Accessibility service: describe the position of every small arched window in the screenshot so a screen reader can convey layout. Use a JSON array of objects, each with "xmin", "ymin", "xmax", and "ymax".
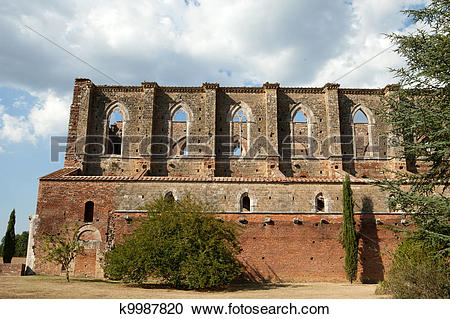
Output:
[
  {"xmin": 164, "ymin": 192, "xmax": 175, "ymax": 204},
  {"xmin": 84, "ymin": 201, "xmax": 94, "ymax": 222},
  {"xmin": 315, "ymin": 193, "xmax": 324, "ymax": 212},
  {"xmin": 241, "ymin": 193, "xmax": 251, "ymax": 212}
]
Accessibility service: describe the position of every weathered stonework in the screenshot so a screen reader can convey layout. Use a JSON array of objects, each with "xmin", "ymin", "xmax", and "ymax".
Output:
[{"xmin": 30, "ymin": 79, "xmax": 412, "ymax": 282}]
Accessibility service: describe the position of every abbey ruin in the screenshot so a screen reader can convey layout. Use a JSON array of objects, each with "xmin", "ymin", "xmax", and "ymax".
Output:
[{"xmin": 27, "ymin": 78, "xmax": 408, "ymax": 282}]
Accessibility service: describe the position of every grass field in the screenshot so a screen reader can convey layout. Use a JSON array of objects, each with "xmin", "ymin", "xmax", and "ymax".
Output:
[{"xmin": 0, "ymin": 275, "xmax": 389, "ymax": 299}]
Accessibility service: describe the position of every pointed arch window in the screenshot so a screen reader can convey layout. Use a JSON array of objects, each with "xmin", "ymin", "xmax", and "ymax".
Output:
[
  {"xmin": 292, "ymin": 110, "xmax": 309, "ymax": 156},
  {"xmin": 164, "ymin": 191, "xmax": 175, "ymax": 204},
  {"xmin": 241, "ymin": 193, "xmax": 251, "ymax": 212},
  {"xmin": 315, "ymin": 193, "xmax": 325, "ymax": 212},
  {"xmin": 352, "ymin": 108, "xmax": 372, "ymax": 158},
  {"xmin": 106, "ymin": 109, "xmax": 124, "ymax": 155},
  {"xmin": 170, "ymin": 107, "xmax": 190, "ymax": 156},
  {"xmin": 231, "ymin": 108, "xmax": 249, "ymax": 156}
]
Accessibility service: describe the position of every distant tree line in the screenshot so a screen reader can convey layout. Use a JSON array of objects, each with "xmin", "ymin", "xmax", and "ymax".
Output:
[{"xmin": 0, "ymin": 231, "xmax": 29, "ymax": 258}]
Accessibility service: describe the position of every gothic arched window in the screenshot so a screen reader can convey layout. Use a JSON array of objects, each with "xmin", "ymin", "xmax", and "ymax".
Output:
[
  {"xmin": 171, "ymin": 108, "xmax": 189, "ymax": 156},
  {"xmin": 231, "ymin": 109, "xmax": 249, "ymax": 156},
  {"xmin": 292, "ymin": 110, "xmax": 309, "ymax": 156},
  {"xmin": 106, "ymin": 109, "xmax": 124, "ymax": 155},
  {"xmin": 353, "ymin": 109, "xmax": 370, "ymax": 157},
  {"xmin": 241, "ymin": 193, "xmax": 251, "ymax": 212}
]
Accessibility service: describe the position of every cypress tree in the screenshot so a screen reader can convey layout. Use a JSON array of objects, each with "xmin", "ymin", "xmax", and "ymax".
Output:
[
  {"xmin": 342, "ymin": 175, "xmax": 358, "ymax": 283},
  {"xmin": 3, "ymin": 209, "xmax": 16, "ymax": 263}
]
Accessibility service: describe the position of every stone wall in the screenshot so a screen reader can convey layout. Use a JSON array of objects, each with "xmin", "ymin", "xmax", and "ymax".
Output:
[
  {"xmin": 0, "ymin": 263, "xmax": 25, "ymax": 276},
  {"xmin": 64, "ymin": 79, "xmax": 401, "ymax": 180},
  {"xmin": 31, "ymin": 79, "xmax": 410, "ymax": 282}
]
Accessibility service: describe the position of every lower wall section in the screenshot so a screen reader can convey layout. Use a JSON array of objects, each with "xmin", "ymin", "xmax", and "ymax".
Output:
[
  {"xmin": 31, "ymin": 179, "xmax": 403, "ymax": 282},
  {"xmin": 0, "ymin": 263, "xmax": 25, "ymax": 276},
  {"xmin": 109, "ymin": 212, "xmax": 402, "ymax": 283},
  {"xmin": 221, "ymin": 214, "xmax": 402, "ymax": 282}
]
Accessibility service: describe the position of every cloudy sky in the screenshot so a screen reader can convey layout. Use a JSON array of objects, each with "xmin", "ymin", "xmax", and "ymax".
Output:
[{"xmin": 0, "ymin": 0, "xmax": 426, "ymax": 234}]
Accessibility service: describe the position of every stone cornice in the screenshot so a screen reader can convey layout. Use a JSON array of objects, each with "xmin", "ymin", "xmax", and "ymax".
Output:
[
  {"xmin": 280, "ymin": 87, "xmax": 323, "ymax": 94},
  {"xmin": 96, "ymin": 85, "xmax": 143, "ymax": 92},
  {"xmin": 202, "ymin": 82, "xmax": 220, "ymax": 90},
  {"xmin": 160, "ymin": 86, "xmax": 204, "ymax": 93},
  {"xmin": 263, "ymin": 82, "xmax": 280, "ymax": 90},
  {"xmin": 40, "ymin": 168, "xmax": 374, "ymax": 184},
  {"xmin": 221, "ymin": 87, "xmax": 264, "ymax": 93},
  {"xmin": 339, "ymin": 88, "xmax": 384, "ymax": 95}
]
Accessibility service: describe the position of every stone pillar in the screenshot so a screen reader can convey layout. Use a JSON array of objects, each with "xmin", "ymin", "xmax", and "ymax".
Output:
[
  {"xmin": 141, "ymin": 82, "xmax": 158, "ymax": 172},
  {"xmin": 202, "ymin": 82, "xmax": 219, "ymax": 177},
  {"xmin": 25, "ymin": 214, "xmax": 39, "ymax": 275},
  {"xmin": 263, "ymin": 82, "xmax": 282, "ymax": 177},
  {"xmin": 383, "ymin": 84, "xmax": 404, "ymax": 174},
  {"xmin": 322, "ymin": 83, "xmax": 341, "ymax": 158},
  {"xmin": 64, "ymin": 78, "xmax": 93, "ymax": 168},
  {"xmin": 383, "ymin": 84, "xmax": 401, "ymax": 158}
]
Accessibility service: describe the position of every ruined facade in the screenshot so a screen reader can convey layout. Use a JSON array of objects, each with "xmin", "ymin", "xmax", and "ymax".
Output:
[{"xmin": 27, "ymin": 79, "xmax": 409, "ymax": 282}]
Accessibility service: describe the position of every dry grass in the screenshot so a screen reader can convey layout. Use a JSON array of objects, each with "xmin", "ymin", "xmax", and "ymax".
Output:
[{"xmin": 0, "ymin": 275, "xmax": 390, "ymax": 299}]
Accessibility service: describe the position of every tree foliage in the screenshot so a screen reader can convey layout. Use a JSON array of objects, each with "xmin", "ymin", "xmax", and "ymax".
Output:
[
  {"xmin": 376, "ymin": 0, "xmax": 450, "ymax": 256},
  {"xmin": 40, "ymin": 224, "xmax": 84, "ymax": 282},
  {"xmin": 104, "ymin": 195, "xmax": 243, "ymax": 289},
  {"xmin": 381, "ymin": 239, "xmax": 450, "ymax": 298},
  {"xmin": 342, "ymin": 174, "xmax": 358, "ymax": 283},
  {"xmin": 2, "ymin": 210, "xmax": 16, "ymax": 263},
  {"xmin": 0, "ymin": 232, "xmax": 29, "ymax": 258},
  {"xmin": 14, "ymin": 231, "xmax": 29, "ymax": 257}
]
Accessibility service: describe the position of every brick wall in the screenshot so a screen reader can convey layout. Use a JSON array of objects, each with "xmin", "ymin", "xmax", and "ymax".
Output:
[
  {"xmin": 32, "ymin": 178, "xmax": 403, "ymax": 282},
  {"xmin": 0, "ymin": 263, "xmax": 25, "ymax": 276}
]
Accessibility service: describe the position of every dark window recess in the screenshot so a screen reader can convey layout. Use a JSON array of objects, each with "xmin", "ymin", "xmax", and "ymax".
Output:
[
  {"xmin": 315, "ymin": 193, "xmax": 325, "ymax": 212},
  {"xmin": 84, "ymin": 201, "xmax": 94, "ymax": 222},
  {"xmin": 164, "ymin": 192, "xmax": 175, "ymax": 204},
  {"xmin": 242, "ymin": 195, "xmax": 250, "ymax": 211}
]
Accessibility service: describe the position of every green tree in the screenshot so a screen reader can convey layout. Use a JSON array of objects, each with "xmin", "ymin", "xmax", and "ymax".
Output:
[
  {"xmin": 342, "ymin": 174, "xmax": 358, "ymax": 283},
  {"xmin": 104, "ymin": 195, "xmax": 242, "ymax": 289},
  {"xmin": 14, "ymin": 231, "xmax": 29, "ymax": 257},
  {"xmin": 375, "ymin": 0, "xmax": 450, "ymax": 298},
  {"xmin": 3, "ymin": 210, "xmax": 16, "ymax": 263},
  {"xmin": 0, "ymin": 232, "xmax": 29, "ymax": 258},
  {"xmin": 377, "ymin": 0, "xmax": 449, "ymax": 257},
  {"xmin": 40, "ymin": 224, "xmax": 84, "ymax": 282}
]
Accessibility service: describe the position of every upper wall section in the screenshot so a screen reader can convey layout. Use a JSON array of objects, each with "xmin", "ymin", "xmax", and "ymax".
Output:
[{"xmin": 64, "ymin": 79, "xmax": 401, "ymax": 178}]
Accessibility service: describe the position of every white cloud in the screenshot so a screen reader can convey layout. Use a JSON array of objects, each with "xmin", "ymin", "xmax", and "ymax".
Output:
[
  {"xmin": 29, "ymin": 91, "xmax": 70, "ymax": 138},
  {"xmin": 0, "ymin": 112, "xmax": 35, "ymax": 144},
  {"xmin": 0, "ymin": 91, "xmax": 70, "ymax": 144},
  {"xmin": 0, "ymin": 0, "xmax": 428, "ymax": 148},
  {"xmin": 1, "ymin": 0, "xmax": 426, "ymax": 92}
]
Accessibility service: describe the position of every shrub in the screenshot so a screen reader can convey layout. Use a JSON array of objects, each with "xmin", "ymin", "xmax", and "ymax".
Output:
[
  {"xmin": 104, "ymin": 195, "xmax": 242, "ymax": 289},
  {"xmin": 382, "ymin": 239, "xmax": 450, "ymax": 298}
]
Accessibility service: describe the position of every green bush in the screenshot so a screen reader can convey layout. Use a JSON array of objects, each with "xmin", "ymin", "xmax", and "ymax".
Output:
[
  {"xmin": 104, "ymin": 195, "xmax": 242, "ymax": 289},
  {"xmin": 382, "ymin": 239, "xmax": 450, "ymax": 298}
]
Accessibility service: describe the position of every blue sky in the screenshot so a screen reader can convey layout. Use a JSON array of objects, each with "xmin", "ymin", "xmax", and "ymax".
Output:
[{"xmin": 0, "ymin": 0, "xmax": 426, "ymax": 235}]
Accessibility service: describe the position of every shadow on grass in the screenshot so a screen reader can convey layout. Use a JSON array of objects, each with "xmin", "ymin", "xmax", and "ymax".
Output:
[{"xmin": 128, "ymin": 281, "xmax": 301, "ymax": 292}]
